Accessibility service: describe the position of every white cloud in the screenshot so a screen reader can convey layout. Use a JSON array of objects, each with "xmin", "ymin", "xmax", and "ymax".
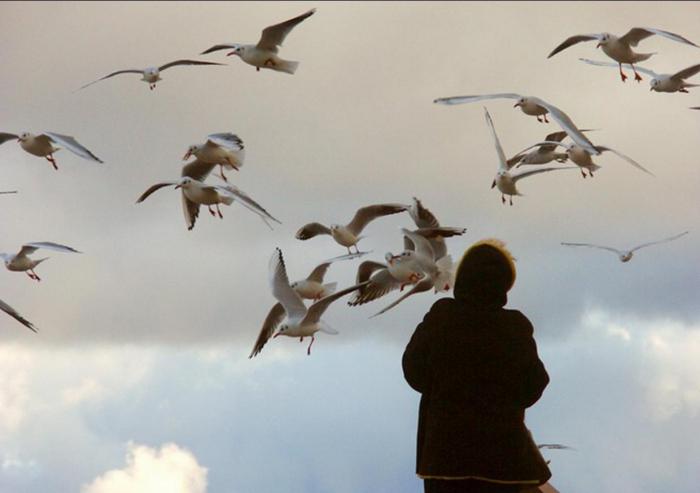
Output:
[
  {"xmin": 0, "ymin": 346, "xmax": 35, "ymax": 433},
  {"xmin": 82, "ymin": 442, "xmax": 207, "ymax": 493}
]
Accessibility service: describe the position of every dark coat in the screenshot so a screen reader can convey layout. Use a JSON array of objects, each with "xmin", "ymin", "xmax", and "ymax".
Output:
[{"xmin": 402, "ymin": 294, "xmax": 551, "ymax": 485}]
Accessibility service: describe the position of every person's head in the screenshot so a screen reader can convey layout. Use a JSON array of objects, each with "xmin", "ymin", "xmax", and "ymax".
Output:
[{"xmin": 453, "ymin": 239, "xmax": 516, "ymax": 306}]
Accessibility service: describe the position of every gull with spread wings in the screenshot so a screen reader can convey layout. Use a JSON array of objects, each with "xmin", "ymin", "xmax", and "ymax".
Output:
[
  {"xmin": 0, "ymin": 131, "xmax": 103, "ymax": 170},
  {"xmin": 183, "ymin": 133, "xmax": 245, "ymax": 182},
  {"xmin": 0, "ymin": 242, "xmax": 81, "ymax": 282},
  {"xmin": 547, "ymin": 27, "xmax": 698, "ymax": 82},
  {"xmin": 136, "ymin": 159, "xmax": 280, "ymax": 230},
  {"xmin": 579, "ymin": 58, "xmax": 700, "ymax": 93},
  {"xmin": 201, "ymin": 9, "xmax": 315, "ymax": 74},
  {"xmin": 561, "ymin": 231, "xmax": 689, "ymax": 262}
]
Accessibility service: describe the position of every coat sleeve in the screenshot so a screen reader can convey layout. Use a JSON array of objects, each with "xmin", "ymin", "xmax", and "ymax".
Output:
[
  {"xmin": 515, "ymin": 313, "xmax": 550, "ymax": 408},
  {"xmin": 402, "ymin": 298, "xmax": 452, "ymax": 393}
]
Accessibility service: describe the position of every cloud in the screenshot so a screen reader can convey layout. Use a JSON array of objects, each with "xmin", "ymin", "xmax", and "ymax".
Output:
[{"xmin": 82, "ymin": 442, "xmax": 207, "ymax": 493}]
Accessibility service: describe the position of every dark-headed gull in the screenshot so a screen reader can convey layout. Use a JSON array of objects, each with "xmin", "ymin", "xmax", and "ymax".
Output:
[
  {"xmin": 252, "ymin": 248, "xmax": 366, "ymax": 357},
  {"xmin": 201, "ymin": 9, "xmax": 315, "ymax": 74},
  {"xmin": 136, "ymin": 159, "xmax": 280, "ymax": 230},
  {"xmin": 0, "ymin": 132, "xmax": 103, "ymax": 169},
  {"xmin": 0, "ymin": 242, "xmax": 81, "ymax": 282},
  {"xmin": 579, "ymin": 58, "xmax": 700, "ymax": 93},
  {"xmin": 79, "ymin": 60, "xmax": 225, "ymax": 91},
  {"xmin": 295, "ymin": 203, "xmax": 408, "ymax": 255},
  {"xmin": 548, "ymin": 27, "xmax": 698, "ymax": 82},
  {"xmin": 484, "ymin": 108, "xmax": 575, "ymax": 205},
  {"xmin": 434, "ymin": 94, "xmax": 599, "ymax": 155},
  {"xmin": 561, "ymin": 231, "xmax": 689, "ymax": 262},
  {"xmin": 183, "ymin": 133, "xmax": 245, "ymax": 182},
  {"xmin": 1, "ymin": 298, "xmax": 37, "ymax": 333}
]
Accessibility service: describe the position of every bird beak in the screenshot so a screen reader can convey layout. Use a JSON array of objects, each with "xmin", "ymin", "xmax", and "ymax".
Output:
[
  {"xmin": 649, "ymin": 86, "xmax": 653, "ymax": 91},
  {"xmin": 273, "ymin": 332, "xmax": 281, "ymax": 338},
  {"xmin": 183, "ymin": 150, "xmax": 191, "ymax": 160},
  {"xmin": 596, "ymin": 42, "xmax": 601, "ymax": 48},
  {"xmin": 513, "ymin": 102, "xmax": 521, "ymax": 108},
  {"xmin": 491, "ymin": 180, "xmax": 496, "ymax": 189},
  {"xmin": 174, "ymin": 184, "xmax": 182, "ymax": 190},
  {"xmin": 226, "ymin": 51, "xmax": 237, "ymax": 56}
]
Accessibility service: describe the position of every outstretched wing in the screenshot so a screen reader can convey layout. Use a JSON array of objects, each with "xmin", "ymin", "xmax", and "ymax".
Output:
[
  {"xmin": 371, "ymin": 277, "xmax": 434, "ymax": 318},
  {"xmin": 249, "ymin": 302, "xmax": 286, "ymax": 358},
  {"xmin": 78, "ymin": 69, "xmax": 144, "ymax": 90},
  {"xmin": 21, "ymin": 242, "xmax": 81, "ymax": 256},
  {"xmin": 257, "ymin": 9, "xmax": 316, "ymax": 51},
  {"xmin": 219, "ymin": 184, "xmax": 281, "ymax": 227},
  {"xmin": 434, "ymin": 93, "xmax": 522, "ymax": 106},
  {"xmin": 483, "ymin": 107, "xmax": 508, "ymax": 171},
  {"xmin": 512, "ymin": 166, "xmax": 576, "ymax": 184},
  {"xmin": 181, "ymin": 192, "xmax": 200, "ymax": 231},
  {"xmin": 547, "ymin": 34, "xmax": 602, "ymax": 58},
  {"xmin": 620, "ymin": 27, "xmax": 698, "ymax": 48},
  {"xmin": 0, "ymin": 132, "xmax": 19, "ymax": 145},
  {"xmin": 630, "ymin": 231, "xmax": 689, "ymax": 253},
  {"xmin": 595, "ymin": 146, "xmax": 654, "ymax": 176},
  {"xmin": 295, "ymin": 222, "xmax": 331, "ymax": 240},
  {"xmin": 0, "ymin": 298, "xmax": 38, "ymax": 333},
  {"xmin": 136, "ymin": 182, "xmax": 176, "ymax": 203},
  {"xmin": 200, "ymin": 43, "xmax": 240, "ymax": 55},
  {"xmin": 306, "ymin": 262, "xmax": 332, "ymax": 283},
  {"xmin": 408, "ymin": 197, "xmax": 440, "ymax": 228},
  {"xmin": 303, "ymin": 281, "xmax": 367, "ymax": 325},
  {"xmin": 348, "ymin": 268, "xmax": 401, "ymax": 307},
  {"xmin": 207, "ymin": 133, "xmax": 244, "ymax": 151},
  {"xmin": 561, "ymin": 242, "xmax": 623, "ymax": 255},
  {"xmin": 578, "ymin": 57, "xmax": 658, "ymax": 78},
  {"xmin": 182, "ymin": 158, "xmax": 217, "ymax": 181},
  {"xmin": 269, "ymin": 248, "xmax": 307, "ymax": 322},
  {"xmin": 528, "ymin": 97, "xmax": 598, "ymax": 155},
  {"xmin": 43, "ymin": 132, "xmax": 103, "ymax": 163},
  {"xmin": 671, "ymin": 63, "xmax": 700, "ymax": 81},
  {"xmin": 158, "ymin": 59, "xmax": 225, "ymax": 71},
  {"xmin": 346, "ymin": 204, "xmax": 407, "ymax": 236}
]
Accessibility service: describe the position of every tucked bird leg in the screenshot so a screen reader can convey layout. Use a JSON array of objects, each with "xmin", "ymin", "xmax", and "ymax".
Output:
[
  {"xmin": 208, "ymin": 206, "xmax": 217, "ymax": 217},
  {"xmin": 218, "ymin": 165, "xmax": 229, "ymax": 183},
  {"xmin": 618, "ymin": 63, "xmax": 628, "ymax": 82},
  {"xmin": 581, "ymin": 169, "xmax": 587, "ymax": 179},
  {"xmin": 509, "ymin": 195, "xmax": 513, "ymax": 206},
  {"xmin": 27, "ymin": 270, "xmax": 41, "ymax": 281},
  {"xmin": 216, "ymin": 204, "xmax": 224, "ymax": 219},
  {"xmin": 631, "ymin": 64, "xmax": 643, "ymax": 82},
  {"xmin": 46, "ymin": 154, "xmax": 58, "ymax": 170},
  {"xmin": 307, "ymin": 336, "xmax": 315, "ymax": 355},
  {"xmin": 680, "ymin": 88, "xmax": 689, "ymax": 93},
  {"xmin": 501, "ymin": 194, "xmax": 506, "ymax": 205},
  {"xmin": 543, "ymin": 114, "xmax": 549, "ymax": 123}
]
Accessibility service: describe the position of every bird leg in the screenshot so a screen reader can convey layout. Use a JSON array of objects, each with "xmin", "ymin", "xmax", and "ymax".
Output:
[
  {"xmin": 216, "ymin": 204, "xmax": 224, "ymax": 219},
  {"xmin": 589, "ymin": 170, "xmax": 595, "ymax": 178},
  {"xmin": 679, "ymin": 88, "xmax": 689, "ymax": 93},
  {"xmin": 509, "ymin": 196, "xmax": 513, "ymax": 206},
  {"xmin": 543, "ymin": 114, "xmax": 549, "ymax": 123},
  {"xmin": 218, "ymin": 165, "xmax": 229, "ymax": 182},
  {"xmin": 27, "ymin": 270, "xmax": 41, "ymax": 281},
  {"xmin": 307, "ymin": 336, "xmax": 315, "ymax": 355},
  {"xmin": 631, "ymin": 64, "xmax": 643, "ymax": 82},
  {"xmin": 208, "ymin": 206, "xmax": 217, "ymax": 217},
  {"xmin": 264, "ymin": 59, "xmax": 275, "ymax": 68},
  {"xmin": 501, "ymin": 194, "xmax": 506, "ymax": 204},
  {"xmin": 536, "ymin": 115, "xmax": 544, "ymax": 123},
  {"xmin": 581, "ymin": 169, "xmax": 587, "ymax": 179},
  {"xmin": 618, "ymin": 63, "xmax": 628, "ymax": 82},
  {"xmin": 256, "ymin": 67, "xmax": 260, "ymax": 72},
  {"xmin": 299, "ymin": 337, "xmax": 304, "ymax": 342},
  {"xmin": 46, "ymin": 154, "xmax": 58, "ymax": 170}
]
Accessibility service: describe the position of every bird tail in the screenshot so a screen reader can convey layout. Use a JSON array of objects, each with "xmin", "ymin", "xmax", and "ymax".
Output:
[
  {"xmin": 636, "ymin": 52, "xmax": 655, "ymax": 62},
  {"xmin": 35, "ymin": 257, "xmax": 50, "ymax": 266},
  {"xmin": 219, "ymin": 194, "xmax": 235, "ymax": 206},
  {"xmin": 276, "ymin": 60, "xmax": 299, "ymax": 74},
  {"xmin": 322, "ymin": 282, "xmax": 338, "ymax": 296},
  {"xmin": 319, "ymin": 321, "xmax": 339, "ymax": 335},
  {"xmin": 683, "ymin": 83, "xmax": 700, "ymax": 89}
]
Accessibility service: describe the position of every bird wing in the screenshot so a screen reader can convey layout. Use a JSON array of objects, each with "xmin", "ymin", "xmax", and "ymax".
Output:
[
  {"xmin": 269, "ymin": 248, "xmax": 307, "ymax": 322},
  {"xmin": 561, "ymin": 242, "xmax": 623, "ymax": 255},
  {"xmin": 671, "ymin": 63, "xmax": 700, "ymax": 81},
  {"xmin": 483, "ymin": 107, "xmax": 508, "ymax": 171},
  {"xmin": 42, "ymin": 132, "xmax": 103, "ymax": 163},
  {"xmin": 630, "ymin": 231, "xmax": 689, "ymax": 253},
  {"xmin": 527, "ymin": 97, "xmax": 599, "ymax": 155},
  {"xmin": 401, "ymin": 228, "xmax": 435, "ymax": 260},
  {"xmin": 547, "ymin": 34, "xmax": 602, "ymax": 58},
  {"xmin": 78, "ymin": 69, "xmax": 144, "ymax": 90},
  {"xmin": 200, "ymin": 43, "xmax": 240, "ymax": 55},
  {"xmin": 21, "ymin": 242, "xmax": 81, "ymax": 255},
  {"xmin": 578, "ymin": 57, "xmax": 658, "ymax": 77},
  {"xmin": 0, "ymin": 132, "xmax": 19, "ymax": 145},
  {"xmin": 408, "ymin": 197, "xmax": 440, "ymax": 228},
  {"xmin": 181, "ymin": 192, "xmax": 200, "ymax": 231},
  {"xmin": 513, "ymin": 140, "xmax": 569, "ymax": 157},
  {"xmin": 535, "ymin": 131, "xmax": 570, "ymax": 153},
  {"xmin": 348, "ymin": 268, "xmax": 400, "ymax": 307},
  {"xmin": 206, "ymin": 133, "xmax": 244, "ymax": 151},
  {"xmin": 218, "ymin": 184, "xmax": 281, "ymax": 226},
  {"xmin": 595, "ymin": 146, "xmax": 654, "ymax": 176},
  {"xmin": 249, "ymin": 302, "xmax": 286, "ymax": 358},
  {"xmin": 295, "ymin": 222, "xmax": 331, "ymax": 240},
  {"xmin": 136, "ymin": 182, "xmax": 177, "ymax": 203},
  {"xmin": 306, "ymin": 262, "xmax": 332, "ymax": 283},
  {"xmin": 411, "ymin": 227, "xmax": 466, "ymax": 261},
  {"xmin": 620, "ymin": 27, "xmax": 698, "ymax": 48},
  {"xmin": 158, "ymin": 59, "xmax": 225, "ymax": 71},
  {"xmin": 371, "ymin": 277, "xmax": 435, "ymax": 317},
  {"xmin": 182, "ymin": 158, "xmax": 217, "ymax": 181},
  {"xmin": 0, "ymin": 298, "xmax": 38, "ymax": 333},
  {"xmin": 303, "ymin": 280, "xmax": 367, "ymax": 325},
  {"xmin": 511, "ymin": 166, "xmax": 575, "ymax": 184},
  {"xmin": 433, "ymin": 92, "xmax": 523, "ymax": 106},
  {"xmin": 346, "ymin": 204, "xmax": 407, "ymax": 236},
  {"xmin": 257, "ymin": 9, "xmax": 316, "ymax": 51}
]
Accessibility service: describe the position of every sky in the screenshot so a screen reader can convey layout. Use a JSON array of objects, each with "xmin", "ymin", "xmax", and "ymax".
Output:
[{"xmin": 1, "ymin": 1, "xmax": 699, "ymax": 492}]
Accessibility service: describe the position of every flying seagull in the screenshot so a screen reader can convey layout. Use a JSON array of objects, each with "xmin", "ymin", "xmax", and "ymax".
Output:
[
  {"xmin": 78, "ymin": 59, "xmax": 225, "ymax": 90},
  {"xmin": 183, "ymin": 133, "xmax": 245, "ymax": 182},
  {"xmin": 0, "ymin": 132, "xmax": 103, "ymax": 169},
  {"xmin": 561, "ymin": 231, "xmax": 689, "ymax": 262},
  {"xmin": 579, "ymin": 58, "xmax": 700, "ymax": 93},
  {"xmin": 201, "ymin": 9, "xmax": 316, "ymax": 74},
  {"xmin": 547, "ymin": 27, "xmax": 698, "ymax": 82},
  {"xmin": 0, "ymin": 242, "xmax": 81, "ymax": 282}
]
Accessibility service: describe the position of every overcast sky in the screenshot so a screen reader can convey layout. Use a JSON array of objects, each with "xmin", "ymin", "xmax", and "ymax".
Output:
[{"xmin": 1, "ymin": 2, "xmax": 699, "ymax": 492}]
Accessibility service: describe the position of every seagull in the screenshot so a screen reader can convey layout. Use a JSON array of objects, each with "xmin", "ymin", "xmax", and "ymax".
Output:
[
  {"xmin": 136, "ymin": 159, "xmax": 280, "ymax": 230},
  {"xmin": 508, "ymin": 131, "xmax": 582, "ymax": 168},
  {"xmin": 515, "ymin": 138, "xmax": 653, "ymax": 178},
  {"xmin": 484, "ymin": 108, "xmax": 575, "ymax": 205},
  {"xmin": 201, "ymin": 9, "xmax": 316, "ymax": 74},
  {"xmin": 547, "ymin": 27, "xmax": 698, "ymax": 82},
  {"xmin": 561, "ymin": 231, "xmax": 689, "ymax": 262},
  {"xmin": 295, "ymin": 203, "xmax": 408, "ymax": 255},
  {"xmin": 0, "ymin": 298, "xmax": 37, "ymax": 333},
  {"xmin": 78, "ymin": 60, "xmax": 225, "ymax": 90},
  {"xmin": 183, "ymin": 133, "xmax": 245, "ymax": 182},
  {"xmin": 579, "ymin": 58, "xmax": 700, "ymax": 93},
  {"xmin": 250, "ymin": 248, "xmax": 366, "ymax": 357},
  {"xmin": 0, "ymin": 132, "xmax": 103, "ymax": 169},
  {"xmin": 0, "ymin": 242, "xmax": 81, "ymax": 282},
  {"xmin": 434, "ymin": 94, "xmax": 599, "ymax": 155}
]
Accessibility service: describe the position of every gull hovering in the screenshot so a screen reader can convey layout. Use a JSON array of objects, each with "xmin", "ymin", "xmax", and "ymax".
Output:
[
  {"xmin": 561, "ymin": 231, "xmax": 689, "ymax": 262},
  {"xmin": 0, "ymin": 242, "xmax": 81, "ymax": 282},
  {"xmin": 434, "ymin": 94, "xmax": 599, "ymax": 155},
  {"xmin": 78, "ymin": 59, "xmax": 225, "ymax": 90},
  {"xmin": 136, "ymin": 159, "xmax": 280, "ymax": 230},
  {"xmin": 295, "ymin": 203, "xmax": 408, "ymax": 255},
  {"xmin": 201, "ymin": 9, "xmax": 316, "ymax": 74},
  {"xmin": 249, "ymin": 260, "xmax": 339, "ymax": 358},
  {"xmin": 0, "ymin": 132, "xmax": 103, "ymax": 170},
  {"xmin": 252, "ymin": 248, "xmax": 366, "ymax": 357},
  {"xmin": 579, "ymin": 58, "xmax": 700, "ymax": 93},
  {"xmin": 484, "ymin": 108, "xmax": 575, "ymax": 205},
  {"xmin": 183, "ymin": 133, "xmax": 245, "ymax": 182},
  {"xmin": 547, "ymin": 27, "xmax": 698, "ymax": 82},
  {"xmin": 508, "ymin": 131, "xmax": 581, "ymax": 168},
  {"xmin": 1, "ymin": 298, "xmax": 37, "ymax": 333}
]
